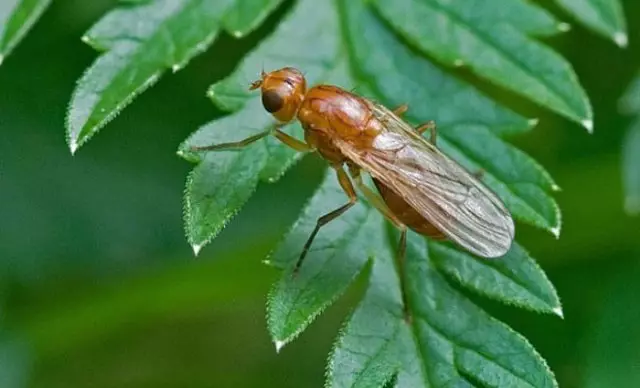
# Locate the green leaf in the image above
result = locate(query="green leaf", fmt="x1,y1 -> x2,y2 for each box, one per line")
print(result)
371,0 -> 593,130
0,0 -> 52,64
181,99 -> 270,253
430,242 -> 562,315
179,0 -> 351,252
458,0 -> 568,37
553,0 -> 628,47
66,0 -> 286,154
435,125 -> 561,233
176,0 -> 565,385
342,2 -> 561,235
267,171 -> 387,347
329,235 -> 557,388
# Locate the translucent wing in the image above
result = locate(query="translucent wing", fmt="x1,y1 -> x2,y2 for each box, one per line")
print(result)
335,101 -> 514,258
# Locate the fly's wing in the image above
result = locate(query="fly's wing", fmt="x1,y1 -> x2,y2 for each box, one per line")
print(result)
335,101 -> 514,258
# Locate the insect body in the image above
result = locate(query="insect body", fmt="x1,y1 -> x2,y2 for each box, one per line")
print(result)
192,67 -> 514,314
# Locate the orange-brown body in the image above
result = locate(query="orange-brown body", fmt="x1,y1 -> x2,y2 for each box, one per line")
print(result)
251,66 -> 445,240
295,84 -> 446,239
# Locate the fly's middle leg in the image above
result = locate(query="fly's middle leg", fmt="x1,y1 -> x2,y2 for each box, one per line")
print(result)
293,166 -> 357,274
396,228 -> 412,323
348,164 -> 412,321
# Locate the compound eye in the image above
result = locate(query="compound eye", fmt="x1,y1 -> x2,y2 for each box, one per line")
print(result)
262,90 -> 284,113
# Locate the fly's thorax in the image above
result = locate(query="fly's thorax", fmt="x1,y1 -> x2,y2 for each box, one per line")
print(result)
299,85 -> 382,143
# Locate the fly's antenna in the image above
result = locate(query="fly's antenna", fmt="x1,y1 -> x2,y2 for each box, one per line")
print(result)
261,62 -> 267,78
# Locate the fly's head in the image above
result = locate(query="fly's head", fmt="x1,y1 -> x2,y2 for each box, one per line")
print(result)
250,67 -> 306,123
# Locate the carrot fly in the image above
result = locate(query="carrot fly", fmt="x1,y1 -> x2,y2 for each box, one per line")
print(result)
191,67 -> 515,316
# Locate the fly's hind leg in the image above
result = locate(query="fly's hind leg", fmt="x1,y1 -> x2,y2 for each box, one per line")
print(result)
415,121 -> 437,146
349,164 -> 412,322
294,166 -> 357,274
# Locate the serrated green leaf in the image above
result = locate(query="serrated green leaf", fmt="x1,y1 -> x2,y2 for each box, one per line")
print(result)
267,171 -> 388,346
181,98 -> 270,251
179,0 -> 353,251
430,242 -> 562,315
329,235 -> 557,388
436,126 -> 561,233
176,0 -> 566,385
342,3 -> 561,234
554,0 -> 627,47
66,0 -> 286,154
208,0 -> 342,113
0,0 -> 51,64
328,243 -> 408,388
342,1 -> 532,136
371,0 -> 593,130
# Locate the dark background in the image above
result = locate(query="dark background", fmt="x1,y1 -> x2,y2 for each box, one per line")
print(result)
1,0 -> 639,386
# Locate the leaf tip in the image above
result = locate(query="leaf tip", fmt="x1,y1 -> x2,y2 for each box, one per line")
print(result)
69,139 -> 79,155
81,35 -> 91,44
172,64 -> 182,72
274,340 -> 286,353
550,224 -> 561,239
192,242 -> 204,256
551,184 -> 562,192
614,31 -> 628,48
552,305 -> 564,319
231,30 -> 243,38
557,22 -> 571,33
581,119 -> 594,133
262,259 -> 272,266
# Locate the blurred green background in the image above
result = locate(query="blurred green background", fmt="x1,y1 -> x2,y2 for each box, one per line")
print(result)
1,0 -> 640,387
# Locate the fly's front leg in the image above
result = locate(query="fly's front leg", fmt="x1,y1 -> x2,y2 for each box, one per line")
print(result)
294,166 -> 357,274
190,129 -> 271,151
415,120 -> 437,146
348,164 -> 412,321
190,124 -> 314,153
273,128 -> 314,152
